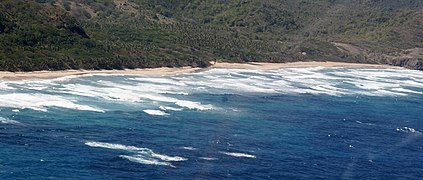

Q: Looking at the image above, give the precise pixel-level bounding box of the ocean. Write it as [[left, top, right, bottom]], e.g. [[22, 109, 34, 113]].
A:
[[0, 67, 422, 179]]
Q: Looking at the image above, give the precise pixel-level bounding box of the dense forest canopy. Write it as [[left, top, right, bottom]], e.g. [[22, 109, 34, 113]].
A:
[[0, 0, 422, 71]]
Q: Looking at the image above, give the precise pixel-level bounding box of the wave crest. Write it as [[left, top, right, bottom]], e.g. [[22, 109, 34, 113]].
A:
[[0, 93, 103, 112], [0, 117, 20, 124], [396, 127, 420, 133], [219, 151, 256, 158], [85, 141, 187, 167]]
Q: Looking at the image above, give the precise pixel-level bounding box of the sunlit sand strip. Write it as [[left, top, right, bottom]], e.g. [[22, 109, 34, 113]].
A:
[[210, 61, 402, 70], [0, 67, 201, 80], [0, 61, 402, 80]]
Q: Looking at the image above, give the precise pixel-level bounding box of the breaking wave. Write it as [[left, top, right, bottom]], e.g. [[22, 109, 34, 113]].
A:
[[0, 67, 422, 114], [219, 151, 256, 158], [0, 117, 20, 124], [396, 127, 420, 133], [0, 93, 103, 112], [119, 155, 174, 167], [143, 110, 169, 116], [199, 157, 218, 161], [180, 146, 197, 151], [85, 141, 187, 167]]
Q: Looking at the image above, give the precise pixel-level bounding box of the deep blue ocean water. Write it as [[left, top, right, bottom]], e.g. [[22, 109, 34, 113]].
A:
[[0, 67, 422, 179]]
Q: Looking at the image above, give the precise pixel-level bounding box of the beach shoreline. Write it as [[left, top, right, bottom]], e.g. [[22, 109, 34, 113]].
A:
[[0, 61, 402, 80]]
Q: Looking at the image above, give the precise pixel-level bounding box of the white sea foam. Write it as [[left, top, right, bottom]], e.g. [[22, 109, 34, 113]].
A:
[[310, 85, 347, 96], [143, 110, 169, 116], [199, 157, 218, 161], [180, 146, 197, 150], [396, 127, 420, 133], [1, 67, 422, 115], [82, 67, 422, 103], [355, 120, 375, 126], [0, 82, 14, 90], [85, 141, 187, 161], [99, 80, 187, 95], [375, 90, 408, 96], [0, 117, 20, 124], [159, 106, 183, 111], [391, 88, 423, 94], [139, 94, 177, 102], [52, 74, 92, 82], [219, 151, 256, 158], [175, 100, 213, 110], [60, 84, 141, 102], [129, 77, 186, 86], [26, 85, 48, 91], [0, 93, 103, 112], [149, 152, 187, 162], [119, 155, 174, 167], [125, 67, 422, 96], [85, 141, 187, 167], [139, 92, 208, 109], [85, 141, 148, 151], [57, 82, 212, 110]]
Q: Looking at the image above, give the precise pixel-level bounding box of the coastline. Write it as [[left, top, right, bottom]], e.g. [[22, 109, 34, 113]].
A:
[[209, 61, 400, 70], [0, 61, 402, 80]]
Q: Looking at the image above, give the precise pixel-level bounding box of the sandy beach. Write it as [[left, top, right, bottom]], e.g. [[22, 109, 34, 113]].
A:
[[210, 61, 399, 70], [0, 61, 401, 80], [0, 67, 202, 80]]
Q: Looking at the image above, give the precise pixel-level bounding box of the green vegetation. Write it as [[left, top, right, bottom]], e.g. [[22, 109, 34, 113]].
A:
[[0, 0, 422, 71]]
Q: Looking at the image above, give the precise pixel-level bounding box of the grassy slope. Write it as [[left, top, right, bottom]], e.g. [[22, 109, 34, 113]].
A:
[[0, 0, 422, 71], [0, 1, 110, 71]]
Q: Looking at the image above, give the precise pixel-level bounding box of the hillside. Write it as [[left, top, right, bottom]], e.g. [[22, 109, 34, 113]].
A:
[[0, 0, 422, 71]]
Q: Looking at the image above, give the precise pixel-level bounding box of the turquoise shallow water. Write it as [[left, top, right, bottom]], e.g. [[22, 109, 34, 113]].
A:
[[0, 67, 422, 179]]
